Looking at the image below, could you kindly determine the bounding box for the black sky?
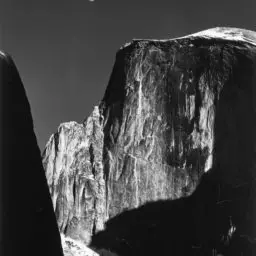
[1,0,255,151]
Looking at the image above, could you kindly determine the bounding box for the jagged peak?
[57,121,83,131]
[44,107,101,150]
[90,105,100,118]
[43,121,83,151]
[83,105,101,125]
[119,27,256,51]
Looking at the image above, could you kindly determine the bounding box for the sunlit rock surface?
[0,52,63,255]
[43,27,256,252]
[61,234,99,256]
[43,106,105,243]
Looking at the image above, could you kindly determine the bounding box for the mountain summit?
[43,27,256,255]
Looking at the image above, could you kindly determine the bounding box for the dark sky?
[0,0,255,152]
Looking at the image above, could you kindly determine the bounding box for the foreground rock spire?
[43,27,256,255]
[0,52,64,256]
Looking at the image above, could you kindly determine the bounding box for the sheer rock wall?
[42,28,256,246]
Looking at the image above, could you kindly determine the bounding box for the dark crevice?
[73,180,76,203]
[92,199,97,236]
[89,144,96,178]
[63,223,68,235]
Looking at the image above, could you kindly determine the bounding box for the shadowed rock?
[91,169,256,256]
[0,52,63,256]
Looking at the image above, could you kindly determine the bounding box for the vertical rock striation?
[43,27,256,251]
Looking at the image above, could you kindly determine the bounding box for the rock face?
[43,107,105,243]
[43,27,256,254]
[91,168,254,255]
[0,52,63,255]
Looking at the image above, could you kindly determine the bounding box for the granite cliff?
[43,27,256,255]
[43,107,105,243]
[0,52,64,255]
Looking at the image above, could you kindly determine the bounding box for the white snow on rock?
[120,27,256,50]
[61,233,99,256]
[186,27,256,46]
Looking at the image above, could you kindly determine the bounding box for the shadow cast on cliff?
[90,168,255,256]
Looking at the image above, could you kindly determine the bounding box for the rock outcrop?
[43,107,105,244]
[0,52,63,255]
[43,27,256,254]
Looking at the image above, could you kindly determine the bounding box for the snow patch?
[61,234,99,256]
[120,27,256,51]
[188,27,256,46]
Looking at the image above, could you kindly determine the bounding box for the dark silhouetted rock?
[43,27,256,255]
[0,52,64,256]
